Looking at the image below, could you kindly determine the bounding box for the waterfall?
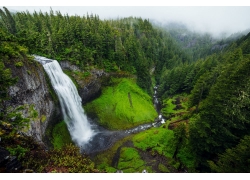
[34,55,96,147]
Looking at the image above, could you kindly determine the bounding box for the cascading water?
[34,55,96,147]
[153,86,165,124]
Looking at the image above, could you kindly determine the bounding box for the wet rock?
[59,61,80,72]
[0,147,22,173]
[0,147,10,167]
[116,170,123,173]
[4,59,61,143]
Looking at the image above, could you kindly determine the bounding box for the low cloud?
[6,6,250,37]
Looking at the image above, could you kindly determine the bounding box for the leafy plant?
[7,145,28,160]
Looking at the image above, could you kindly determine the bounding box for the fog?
[4,5,250,38]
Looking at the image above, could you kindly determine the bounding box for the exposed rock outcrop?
[78,69,109,104]
[59,60,133,105]
[59,61,110,104]
[4,59,61,143]
[59,60,80,72]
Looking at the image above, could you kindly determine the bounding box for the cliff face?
[4,59,61,143]
[59,60,134,105]
[59,61,110,105]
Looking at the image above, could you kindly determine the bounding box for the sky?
[2,0,250,37]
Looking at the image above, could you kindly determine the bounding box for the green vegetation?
[7,145,28,160]
[22,144,100,173]
[84,78,157,130]
[0,7,193,94]
[52,120,73,149]
[14,61,23,67]
[132,125,174,158]
[208,135,250,173]
[158,163,170,173]
[117,147,150,173]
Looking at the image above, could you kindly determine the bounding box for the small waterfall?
[153,86,165,125]
[34,55,96,147]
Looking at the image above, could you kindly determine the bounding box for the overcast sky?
[2,1,250,37]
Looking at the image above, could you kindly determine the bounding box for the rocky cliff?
[4,59,61,144]
[59,61,110,104]
[59,61,133,105]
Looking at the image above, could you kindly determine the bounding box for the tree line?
[0,7,191,94]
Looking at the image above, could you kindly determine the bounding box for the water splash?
[34,55,96,147]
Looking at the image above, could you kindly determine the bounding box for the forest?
[0,6,250,173]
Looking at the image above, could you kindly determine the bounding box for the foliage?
[22,144,100,173]
[7,145,28,160]
[188,37,250,171]
[161,94,189,119]
[0,7,192,93]
[208,135,250,173]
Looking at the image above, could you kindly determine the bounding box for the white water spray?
[34,55,95,147]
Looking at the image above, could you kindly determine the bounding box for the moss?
[158,163,170,173]
[63,70,80,89]
[94,135,134,171]
[15,61,23,67]
[117,147,145,173]
[132,125,174,158]
[52,120,73,149]
[98,163,117,173]
[84,78,157,130]
[41,115,46,122]
[27,70,31,75]
[29,104,38,120]
[169,159,180,170]
[161,93,189,120]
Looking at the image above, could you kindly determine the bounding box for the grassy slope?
[84,78,157,130]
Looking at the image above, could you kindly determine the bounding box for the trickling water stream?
[153,86,165,124]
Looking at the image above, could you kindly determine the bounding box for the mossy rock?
[117,147,146,173]
[52,120,73,149]
[158,163,170,173]
[84,78,157,130]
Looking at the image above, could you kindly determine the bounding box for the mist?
[5,6,250,38]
